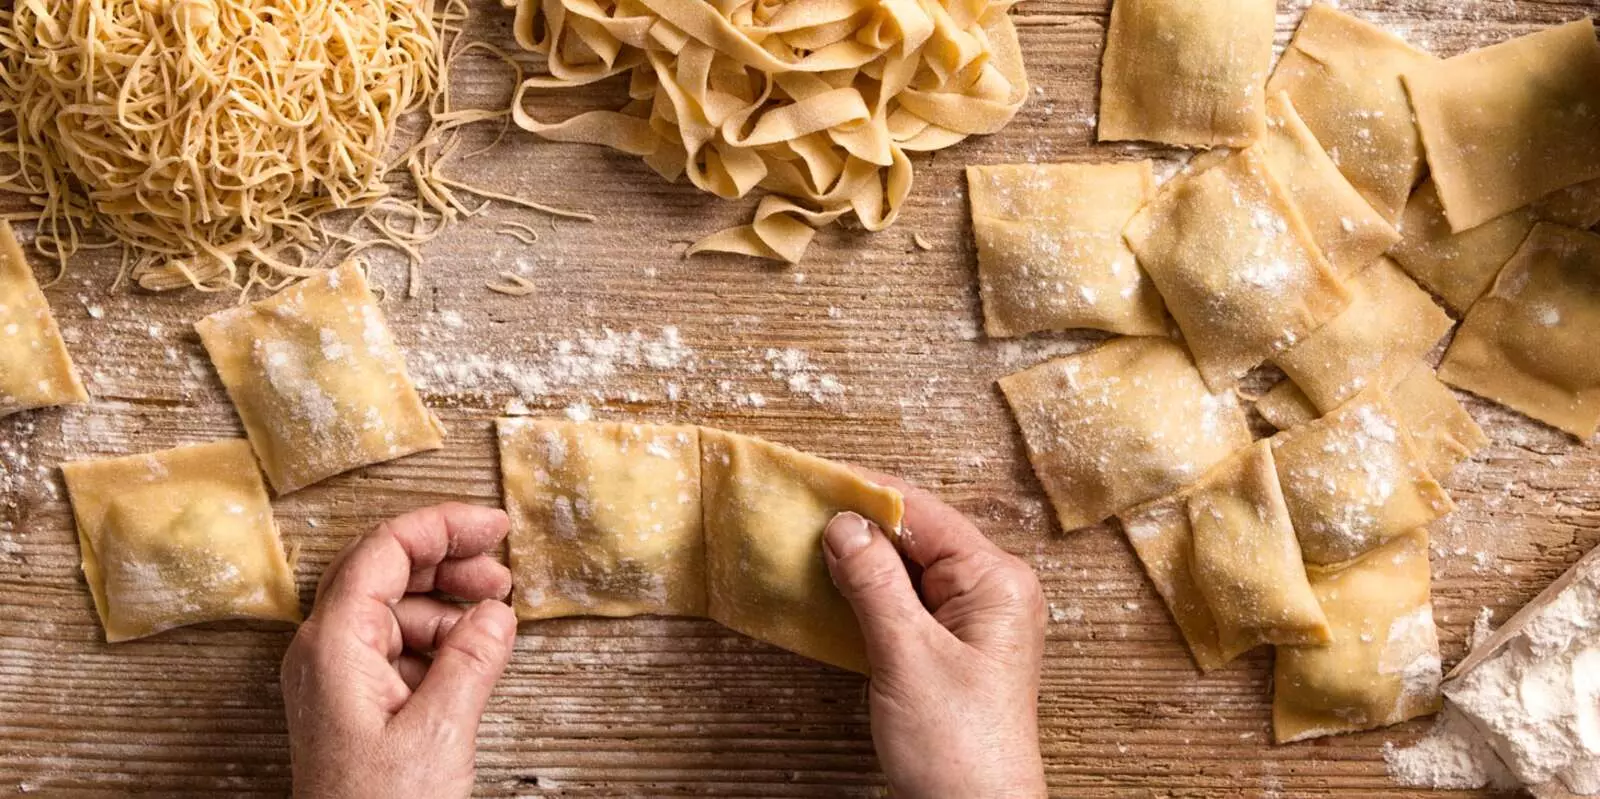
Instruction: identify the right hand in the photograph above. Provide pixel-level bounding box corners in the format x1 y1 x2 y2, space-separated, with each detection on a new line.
823 473 1048 798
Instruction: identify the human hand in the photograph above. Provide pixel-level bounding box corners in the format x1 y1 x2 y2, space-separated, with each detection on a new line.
280 503 518 799
824 473 1047 799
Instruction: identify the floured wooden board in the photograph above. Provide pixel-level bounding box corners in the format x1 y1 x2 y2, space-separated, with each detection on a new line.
1 1 1598 795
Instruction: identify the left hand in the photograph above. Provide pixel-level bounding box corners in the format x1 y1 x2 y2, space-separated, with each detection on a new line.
280 503 518 799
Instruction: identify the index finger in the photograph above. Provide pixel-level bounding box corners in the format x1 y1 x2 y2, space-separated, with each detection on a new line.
851 467 1007 568
316 503 511 611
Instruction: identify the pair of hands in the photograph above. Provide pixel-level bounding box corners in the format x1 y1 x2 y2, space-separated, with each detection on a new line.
281 474 1047 798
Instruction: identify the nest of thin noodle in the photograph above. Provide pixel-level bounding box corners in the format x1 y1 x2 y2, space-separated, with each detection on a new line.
506 0 1029 263
0 0 581 294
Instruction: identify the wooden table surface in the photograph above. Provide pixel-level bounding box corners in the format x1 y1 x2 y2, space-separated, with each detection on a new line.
3 1 1598 795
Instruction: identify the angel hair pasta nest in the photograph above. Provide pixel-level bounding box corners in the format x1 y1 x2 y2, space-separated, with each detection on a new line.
0 0 481 292
506 0 1030 263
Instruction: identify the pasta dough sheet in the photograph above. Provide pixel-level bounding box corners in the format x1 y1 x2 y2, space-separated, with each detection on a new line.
1533 177 1600 231
0 220 87 417
1097 0 1275 148
1404 19 1600 232
1390 179 1538 314
1439 223 1600 440
1256 365 1487 480
1186 441 1330 662
966 161 1166 338
1265 3 1436 222
701 428 904 675
1123 148 1351 390
498 419 707 620
999 337 1253 533
1273 530 1442 743
1258 92 1399 277
61 439 301 642
1120 497 1228 672
496 421 904 674
196 261 445 494
1271 391 1454 565
1274 258 1453 414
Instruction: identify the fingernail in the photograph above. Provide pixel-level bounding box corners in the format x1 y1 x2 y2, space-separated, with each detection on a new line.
470 600 516 641
825 512 874 559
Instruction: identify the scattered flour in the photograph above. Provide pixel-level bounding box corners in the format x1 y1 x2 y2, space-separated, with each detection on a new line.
1383 705 1517 791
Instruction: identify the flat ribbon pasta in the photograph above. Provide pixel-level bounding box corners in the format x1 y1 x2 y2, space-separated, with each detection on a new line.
506 0 1029 263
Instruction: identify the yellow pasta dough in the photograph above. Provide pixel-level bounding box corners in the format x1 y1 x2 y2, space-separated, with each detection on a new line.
1274 258 1454 413
1271 391 1454 565
0 220 87 417
1533 177 1600 231
508 0 1028 264
1119 497 1228 672
1265 3 1436 222
1097 0 1274 148
498 419 707 620
1258 92 1400 277
1439 223 1600 439
999 337 1253 533
61 439 301 642
1257 365 1487 480
966 161 1166 337
1403 19 1600 232
1273 530 1442 743
701 428 904 674
196 261 445 494
1186 441 1330 662
1390 178 1539 314
1123 148 1352 390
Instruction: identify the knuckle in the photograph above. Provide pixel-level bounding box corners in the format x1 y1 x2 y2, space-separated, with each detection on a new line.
443 633 503 678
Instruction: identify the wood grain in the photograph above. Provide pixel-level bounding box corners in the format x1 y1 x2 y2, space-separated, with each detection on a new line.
3 0 1599 795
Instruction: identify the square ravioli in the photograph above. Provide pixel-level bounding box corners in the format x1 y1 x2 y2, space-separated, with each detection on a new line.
1256 365 1487 481
1119 498 1228 672
1389 179 1538 314
1258 92 1399 277
1097 0 1274 148
0 220 87 417
999 337 1253 533
1265 3 1437 222
196 261 445 494
1403 19 1600 232
1439 223 1600 439
1274 257 1454 414
498 419 706 620
966 161 1166 337
1271 391 1454 565
1123 148 1352 390
61 439 301 642
700 428 904 675
1274 530 1441 743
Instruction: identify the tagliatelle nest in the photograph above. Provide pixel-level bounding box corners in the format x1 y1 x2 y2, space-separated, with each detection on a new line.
0 0 584 294
506 0 1029 263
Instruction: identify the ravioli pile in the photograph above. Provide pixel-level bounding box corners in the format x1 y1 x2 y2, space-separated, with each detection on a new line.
985 3 1600 744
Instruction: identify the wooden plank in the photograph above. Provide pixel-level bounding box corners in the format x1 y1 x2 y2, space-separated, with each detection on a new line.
2 0 1598 795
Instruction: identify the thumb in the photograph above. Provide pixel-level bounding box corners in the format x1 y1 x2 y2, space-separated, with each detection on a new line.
823 512 937 670
397 599 516 736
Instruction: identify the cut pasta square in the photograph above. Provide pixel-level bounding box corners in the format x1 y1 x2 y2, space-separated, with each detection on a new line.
1185 441 1330 662
1265 3 1437 222
1390 179 1537 314
1253 380 1321 432
1439 223 1600 440
700 428 904 674
999 337 1253 533
61 439 301 642
966 161 1166 337
1533 177 1600 230
498 419 707 620
0 220 87 417
1123 148 1352 390
196 261 445 494
1271 390 1454 565
1274 258 1453 413
1403 19 1600 232
1258 92 1399 277
1097 0 1274 148
1274 530 1442 743
1120 497 1228 672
